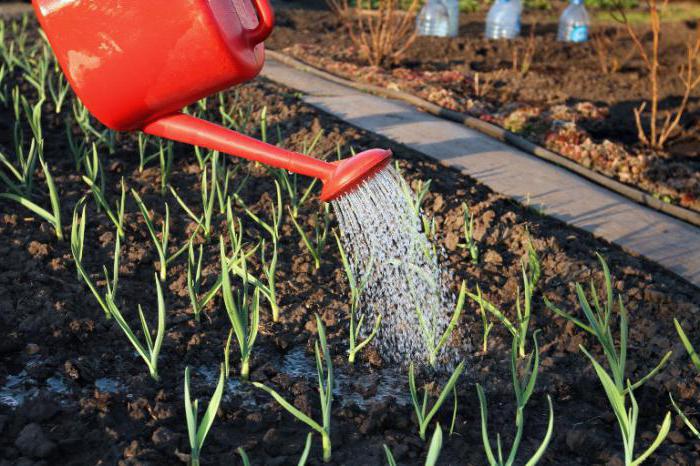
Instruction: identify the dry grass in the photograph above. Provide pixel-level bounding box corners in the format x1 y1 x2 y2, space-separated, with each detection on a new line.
511 25 538 76
589 27 637 75
325 0 421 67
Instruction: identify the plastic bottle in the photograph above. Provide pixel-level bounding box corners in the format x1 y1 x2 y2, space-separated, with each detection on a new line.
557 0 590 43
416 0 450 37
485 0 522 40
443 0 460 37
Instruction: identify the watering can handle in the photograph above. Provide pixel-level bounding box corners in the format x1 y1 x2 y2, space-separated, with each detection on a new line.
247 0 275 44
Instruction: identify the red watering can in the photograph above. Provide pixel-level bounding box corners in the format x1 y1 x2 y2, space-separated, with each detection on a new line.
31 0 391 201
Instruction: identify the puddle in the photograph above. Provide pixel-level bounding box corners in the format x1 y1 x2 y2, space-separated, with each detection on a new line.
280 346 410 410
46 375 70 395
0 370 37 408
0 361 75 408
194 365 258 409
94 377 126 394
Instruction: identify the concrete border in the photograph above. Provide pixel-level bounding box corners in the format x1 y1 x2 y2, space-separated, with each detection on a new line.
261 58 700 288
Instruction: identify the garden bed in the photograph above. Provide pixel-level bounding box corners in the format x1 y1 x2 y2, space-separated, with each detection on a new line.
267 3 700 214
0 15 699 466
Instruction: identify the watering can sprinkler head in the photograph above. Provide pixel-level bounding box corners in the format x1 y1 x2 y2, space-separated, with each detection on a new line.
32 0 392 201
319 148 392 201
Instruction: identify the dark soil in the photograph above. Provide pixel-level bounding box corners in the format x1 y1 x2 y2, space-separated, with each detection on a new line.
267 4 700 212
1 15 700 466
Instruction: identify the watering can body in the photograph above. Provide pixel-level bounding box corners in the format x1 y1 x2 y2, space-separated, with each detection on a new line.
32 0 391 201
32 0 273 131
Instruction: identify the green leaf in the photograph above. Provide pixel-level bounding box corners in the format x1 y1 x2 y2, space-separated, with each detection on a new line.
252 382 324 434
183 367 197 450
297 433 313 466
524 395 555 466
237 447 251 466
631 411 671 466
674 318 700 372
467 287 517 337
195 364 226 450
383 444 397 466
669 394 700 439
425 423 443 466
0 192 55 223
434 281 465 357
476 384 497 466
415 361 465 439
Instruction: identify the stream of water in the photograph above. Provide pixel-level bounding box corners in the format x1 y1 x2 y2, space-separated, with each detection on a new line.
333 165 458 367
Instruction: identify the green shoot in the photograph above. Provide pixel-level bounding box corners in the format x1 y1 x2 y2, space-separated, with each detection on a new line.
105 274 165 381
187 239 204 322
66 123 87 170
275 169 318 219
545 254 672 464
253 315 333 462
83 174 126 238
298 433 313 466
215 161 248 215
415 280 466 367
273 129 323 218
170 153 218 240
289 203 330 271
400 175 431 219
198 242 270 312
132 190 188 282
669 394 699 440
47 65 69 114
458 202 479 265
425 423 443 466
158 140 173 195
260 238 281 322
137 134 159 173
218 91 254 133
184 364 225 466
220 236 260 381
477 334 554 466
1 142 64 241
385 423 444 466
476 287 494 353
384 444 398 466
70 200 120 318
670 319 700 439
81 144 106 210
525 236 541 288
237 447 250 466
581 347 671 465
235 179 282 242
21 95 44 142
0 132 39 195
467 258 536 358
70 198 87 281
227 200 244 257
335 233 380 364
408 360 465 440
259 105 267 143
674 318 700 371
544 254 671 393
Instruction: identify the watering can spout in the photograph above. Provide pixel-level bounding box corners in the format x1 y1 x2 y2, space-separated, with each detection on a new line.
144 113 391 201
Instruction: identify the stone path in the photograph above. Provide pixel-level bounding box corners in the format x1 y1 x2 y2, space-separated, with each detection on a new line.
261 58 700 287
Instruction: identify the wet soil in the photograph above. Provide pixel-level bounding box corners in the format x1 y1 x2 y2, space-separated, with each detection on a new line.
267 4 700 213
1 17 700 466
